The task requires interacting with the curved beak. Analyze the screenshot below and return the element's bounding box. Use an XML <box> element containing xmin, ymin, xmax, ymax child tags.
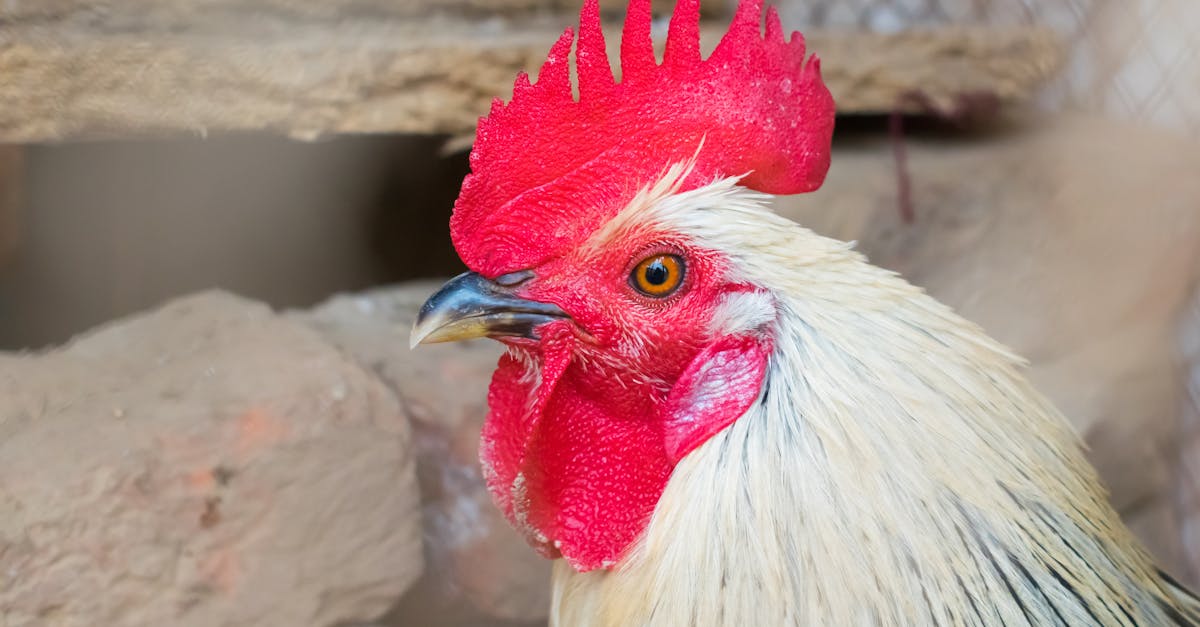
<box><xmin>410</xmin><ymin>272</ymin><xmax>569</xmax><ymax>348</ymax></box>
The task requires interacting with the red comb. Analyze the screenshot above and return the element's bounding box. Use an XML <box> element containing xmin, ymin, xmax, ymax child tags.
<box><xmin>451</xmin><ymin>0</ymin><xmax>835</xmax><ymax>277</ymax></box>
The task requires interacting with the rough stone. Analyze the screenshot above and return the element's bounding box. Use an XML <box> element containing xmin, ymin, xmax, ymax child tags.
<box><xmin>0</xmin><ymin>291</ymin><xmax>423</xmax><ymax>627</ymax></box>
<box><xmin>296</xmin><ymin>286</ymin><xmax>551</xmax><ymax>625</ymax></box>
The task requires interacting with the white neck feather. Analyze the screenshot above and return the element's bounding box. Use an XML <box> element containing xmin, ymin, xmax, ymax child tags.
<box><xmin>550</xmin><ymin>175</ymin><xmax>1191</xmax><ymax>626</ymax></box>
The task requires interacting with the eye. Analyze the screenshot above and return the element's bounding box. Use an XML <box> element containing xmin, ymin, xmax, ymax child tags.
<box><xmin>630</xmin><ymin>254</ymin><xmax>685</xmax><ymax>298</ymax></box>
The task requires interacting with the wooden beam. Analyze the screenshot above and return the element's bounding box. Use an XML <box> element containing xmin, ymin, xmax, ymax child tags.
<box><xmin>0</xmin><ymin>6</ymin><xmax>1062</xmax><ymax>142</ymax></box>
<box><xmin>5</xmin><ymin>0</ymin><xmax>729</xmax><ymax>23</ymax></box>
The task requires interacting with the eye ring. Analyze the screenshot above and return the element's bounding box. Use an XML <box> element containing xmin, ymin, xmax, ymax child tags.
<box><xmin>630</xmin><ymin>254</ymin><xmax>686</xmax><ymax>298</ymax></box>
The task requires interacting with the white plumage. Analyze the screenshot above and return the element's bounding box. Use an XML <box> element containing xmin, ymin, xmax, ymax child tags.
<box><xmin>550</xmin><ymin>166</ymin><xmax>1199</xmax><ymax>626</ymax></box>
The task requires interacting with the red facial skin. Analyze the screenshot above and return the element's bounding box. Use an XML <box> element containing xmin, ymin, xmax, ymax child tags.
<box><xmin>478</xmin><ymin>230</ymin><xmax>773</xmax><ymax>571</ymax></box>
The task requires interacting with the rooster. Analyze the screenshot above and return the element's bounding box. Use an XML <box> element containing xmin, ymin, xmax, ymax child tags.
<box><xmin>409</xmin><ymin>0</ymin><xmax>1200</xmax><ymax>623</ymax></box>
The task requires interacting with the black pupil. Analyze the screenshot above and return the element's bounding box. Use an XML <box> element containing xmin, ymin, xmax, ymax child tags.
<box><xmin>644</xmin><ymin>259</ymin><xmax>670</xmax><ymax>286</ymax></box>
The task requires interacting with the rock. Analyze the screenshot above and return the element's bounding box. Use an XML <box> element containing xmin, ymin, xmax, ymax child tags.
<box><xmin>0</xmin><ymin>291</ymin><xmax>422</xmax><ymax>627</ymax></box>
<box><xmin>296</xmin><ymin>285</ymin><xmax>551</xmax><ymax>626</ymax></box>
<box><xmin>776</xmin><ymin>114</ymin><xmax>1200</xmax><ymax>579</ymax></box>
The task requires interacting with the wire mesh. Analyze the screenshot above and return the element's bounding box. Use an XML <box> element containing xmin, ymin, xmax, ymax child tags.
<box><xmin>778</xmin><ymin>0</ymin><xmax>1200</xmax><ymax>137</ymax></box>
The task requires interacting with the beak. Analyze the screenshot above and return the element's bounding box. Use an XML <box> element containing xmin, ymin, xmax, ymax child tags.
<box><xmin>410</xmin><ymin>272</ymin><xmax>569</xmax><ymax>348</ymax></box>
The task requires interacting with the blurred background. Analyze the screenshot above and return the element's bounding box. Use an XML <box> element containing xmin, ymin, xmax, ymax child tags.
<box><xmin>0</xmin><ymin>0</ymin><xmax>1197</xmax><ymax>626</ymax></box>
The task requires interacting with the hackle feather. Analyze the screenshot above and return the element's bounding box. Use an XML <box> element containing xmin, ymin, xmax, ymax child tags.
<box><xmin>551</xmin><ymin>169</ymin><xmax>1200</xmax><ymax>626</ymax></box>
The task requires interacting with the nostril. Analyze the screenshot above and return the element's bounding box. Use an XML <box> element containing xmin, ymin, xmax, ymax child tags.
<box><xmin>495</xmin><ymin>270</ymin><xmax>535</xmax><ymax>287</ymax></box>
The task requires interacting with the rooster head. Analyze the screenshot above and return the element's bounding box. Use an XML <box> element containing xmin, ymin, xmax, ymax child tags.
<box><xmin>411</xmin><ymin>0</ymin><xmax>835</xmax><ymax>571</ymax></box>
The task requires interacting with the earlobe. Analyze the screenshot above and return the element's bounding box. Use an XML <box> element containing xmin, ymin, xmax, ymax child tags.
<box><xmin>661</xmin><ymin>333</ymin><xmax>772</xmax><ymax>464</ymax></box>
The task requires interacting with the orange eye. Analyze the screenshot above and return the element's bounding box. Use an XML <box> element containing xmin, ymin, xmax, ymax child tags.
<box><xmin>630</xmin><ymin>254</ymin><xmax>685</xmax><ymax>298</ymax></box>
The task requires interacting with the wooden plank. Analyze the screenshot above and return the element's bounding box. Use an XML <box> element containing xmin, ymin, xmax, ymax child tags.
<box><xmin>0</xmin><ymin>9</ymin><xmax>1063</xmax><ymax>142</ymax></box>
<box><xmin>3</xmin><ymin>0</ymin><xmax>729</xmax><ymax>24</ymax></box>
<box><xmin>817</xmin><ymin>27</ymin><xmax>1064</xmax><ymax>116</ymax></box>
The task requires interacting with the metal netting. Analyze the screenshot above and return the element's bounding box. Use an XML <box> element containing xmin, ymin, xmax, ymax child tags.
<box><xmin>777</xmin><ymin>0</ymin><xmax>1200</xmax><ymax>137</ymax></box>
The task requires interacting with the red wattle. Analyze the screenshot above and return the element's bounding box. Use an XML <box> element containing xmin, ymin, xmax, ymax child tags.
<box><xmin>479</xmin><ymin>323</ymin><xmax>574</xmax><ymax>554</ymax></box>
<box><xmin>480</xmin><ymin>320</ymin><xmax>771</xmax><ymax>571</ymax></box>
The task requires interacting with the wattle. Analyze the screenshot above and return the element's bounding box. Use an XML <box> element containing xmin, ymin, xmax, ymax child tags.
<box><xmin>479</xmin><ymin>319</ymin><xmax>771</xmax><ymax>571</ymax></box>
<box><xmin>479</xmin><ymin>325</ymin><xmax>673</xmax><ymax>571</ymax></box>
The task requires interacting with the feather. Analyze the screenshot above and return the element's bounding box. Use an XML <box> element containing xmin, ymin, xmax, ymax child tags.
<box><xmin>550</xmin><ymin>172</ymin><xmax>1200</xmax><ymax>627</ymax></box>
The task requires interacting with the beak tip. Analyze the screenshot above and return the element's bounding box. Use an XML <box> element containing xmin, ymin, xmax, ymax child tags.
<box><xmin>408</xmin><ymin>323</ymin><xmax>428</xmax><ymax>350</ymax></box>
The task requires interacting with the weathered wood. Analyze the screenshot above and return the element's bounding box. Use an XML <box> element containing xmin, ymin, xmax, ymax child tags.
<box><xmin>1</xmin><ymin>0</ymin><xmax>728</xmax><ymax>22</ymax></box>
<box><xmin>0</xmin><ymin>6</ymin><xmax>1063</xmax><ymax>142</ymax></box>
<box><xmin>815</xmin><ymin>27</ymin><xmax>1063</xmax><ymax>116</ymax></box>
